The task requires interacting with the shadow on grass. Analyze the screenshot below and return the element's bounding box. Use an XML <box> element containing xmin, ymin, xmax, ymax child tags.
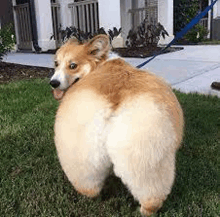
<box><xmin>100</xmin><ymin>175</ymin><xmax>139</xmax><ymax>210</ymax></box>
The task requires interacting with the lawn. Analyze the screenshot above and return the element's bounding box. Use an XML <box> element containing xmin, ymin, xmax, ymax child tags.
<box><xmin>0</xmin><ymin>78</ymin><xmax>219</xmax><ymax>217</ymax></box>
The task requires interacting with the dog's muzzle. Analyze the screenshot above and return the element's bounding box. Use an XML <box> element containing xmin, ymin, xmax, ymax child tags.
<box><xmin>50</xmin><ymin>79</ymin><xmax>64</xmax><ymax>100</ymax></box>
<box><xmin>50</xmin><ymin>77</ymin><xmax>80</xmax><ymax>100</ymax></box>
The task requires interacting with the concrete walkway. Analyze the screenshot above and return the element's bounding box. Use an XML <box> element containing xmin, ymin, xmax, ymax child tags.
<box><xmin>3</xmin><ymin>45</ymin><xmax>220</xmax><ymax>97</ymax></box>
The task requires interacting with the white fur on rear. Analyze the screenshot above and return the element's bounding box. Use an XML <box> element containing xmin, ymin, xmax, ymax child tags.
<box><xmin>106</xmin><ymin>95</ymin><xmax>176</xmax><ymax>202</ymax></box>
<box><xmin>55</xmin><ymin>90</ymin><xmax>177</xmax><ymax>202</ymax></box>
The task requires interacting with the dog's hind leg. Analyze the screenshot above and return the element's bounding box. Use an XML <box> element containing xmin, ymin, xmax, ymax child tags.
<box><xmin>55</xmin><ymin>91</ymin><xmax>113</xmax><ymax>198</ymax></box>
<box><xmin>56</xmin><ymin>124</ymin><xmax>112</xmax><ymax>198</ymax></box>
<box><xmin>107</xmin><ymin>131</ymin><xmax>176</xmax><ymax>216</ymax></box>
<box><xmin>71</xmin><ymin>154</ymin><xmax>112</xmax><ymax>198</ymax></box>
<box><xmin>106</xmin><ymin>99</ymin><xmax>178</xmax><ymax>216</ymax></box>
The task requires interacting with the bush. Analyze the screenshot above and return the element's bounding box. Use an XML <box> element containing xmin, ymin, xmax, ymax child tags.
<box><xmin>174</xmin><ymin>0</ymin><xmax>208</xmax><ymax>43</ymax></box>
<box><xmin>125</xmin><ymin>19</ymin><xmax>169</xmax><ymax>48</ymax></box>
<box><xmin>184</xmin><ymin>24</ymin><xmax>208</xmax><ymax>43</ymax></box>
<box><xmin>174</xmin><ymin>0</ymin><xmax>200</xmax><ymax>34</ymax></box>
<box><xmin>0</xmin><ymin>23</ymin><xmax>16</xmax><ymax>61</ymax></box>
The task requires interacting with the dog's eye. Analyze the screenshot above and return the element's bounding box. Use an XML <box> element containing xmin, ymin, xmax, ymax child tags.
<box><xmin>70</xmin><ymin>63</ymin><xmax>77</xmax><ymax>69</ymax></box>
<box><xmin>54</xmin><ymin>61</ymin><xmax>58</xmax><ymax>67</ymax></box>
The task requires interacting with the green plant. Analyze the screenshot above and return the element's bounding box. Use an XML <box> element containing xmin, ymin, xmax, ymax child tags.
<box><xmin>174</xmin><ymin>0</ymin><xmax>200</xmax><ymax>34</ymax></box>
<box><xmin>126</xmin><ymin>19</ymin><xmax>169</xmax><ymax>48</ymax></box>
<box><xmin>184</xmin><ymin>23</ymin><xmax>209</xmax><ymax>43</ymax></box>
<box><xmin>174</xmin><ymin>0</ymin><xmax>209</xmax><ymax>43</ymax></box>
<box><xmin>0</xmin><ymin>23</ymin><xmax>16</xmax><ymax>61</ymax></box>
<box><xmin>50</xmin><ymin>26</ymin><xmax>121</xmax><ymax>44</ymax></box>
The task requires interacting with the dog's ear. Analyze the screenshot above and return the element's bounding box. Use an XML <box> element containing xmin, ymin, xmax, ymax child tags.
<box><xmin>86</xmin><ymin>34</ymin><xmax>110</xmax><ymax>59</ymax></box>
<box><xmin>64</xmin><ymin>36</ymin><xmax>79</xmax><ymax>45</ymax></box>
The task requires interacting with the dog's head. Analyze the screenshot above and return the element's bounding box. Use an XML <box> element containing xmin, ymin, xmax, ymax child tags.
<box><xmin>50</xmin><ymin>34</ymin><xmax>110</xmax><ymax>100</ymax></box>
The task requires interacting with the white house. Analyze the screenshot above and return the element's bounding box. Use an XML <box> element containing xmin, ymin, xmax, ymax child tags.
<box><xmin>12</xmin><ymin>0</ymin><xmax>220</xmax><ymax>52</ymax></box>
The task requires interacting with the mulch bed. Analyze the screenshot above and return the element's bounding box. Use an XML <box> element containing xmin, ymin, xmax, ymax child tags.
<box><xmin>211</xmin><ymin>82</ymin><xmax>220</xmax><ymax>91</ymax></box>
<box><xmin>1</xmin><ymin>46</ymin><xmax>218</xmax><ymax>90</ymax></box>
<box><xmin>0</xmin><ymin>46</ymin><xmax>185</xmax><ymax>84</ymax></box>
<box><xmin>0</xmin><ymin>59</ymin><xmax>219</xmax><ymax>90</ymax></box>
<box><xmin>113</xmin><ymin>46</ymin><xmax>184</xmax><ymax>58</ymax></box>
<box><xmin>0</xmin><ymin>62</ymin><xmax>53</xmax><ymax>84</ymax></box>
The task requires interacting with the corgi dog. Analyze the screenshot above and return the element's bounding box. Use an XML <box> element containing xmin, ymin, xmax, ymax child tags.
<box><xmin>50</xmin><ymin>35</ymin><xmax>184</xmax><ymax>216</ymax></box>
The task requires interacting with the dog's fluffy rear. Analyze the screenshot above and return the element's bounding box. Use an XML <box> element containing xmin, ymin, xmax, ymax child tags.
<box><xmin>52</xmin><ymin>35</ymin><xmax>184</xmax><ymax>216</ymax></box>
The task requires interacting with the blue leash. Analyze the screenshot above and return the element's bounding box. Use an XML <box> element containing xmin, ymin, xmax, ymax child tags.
<box><xmin>136</xmin><ymin>0</ymin><xmax>219</xmax><ymax>69</ymax></box>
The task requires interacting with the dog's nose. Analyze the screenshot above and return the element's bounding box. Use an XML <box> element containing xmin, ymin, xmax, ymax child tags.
<box><xmin>50</xmin><ymin>79</ymin><xmax>60</xmax><ymax>88</ymax></box>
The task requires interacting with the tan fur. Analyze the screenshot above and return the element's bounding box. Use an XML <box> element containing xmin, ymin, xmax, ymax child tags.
<box><xmin>140</xmin><ymin>197</ymin><xmax>165</xmax><ymax>216</ymax></box>
<box><xmin>51</xmin><ymin>35</ymin><xmax>184</xmax><ymax>216</ymax></box>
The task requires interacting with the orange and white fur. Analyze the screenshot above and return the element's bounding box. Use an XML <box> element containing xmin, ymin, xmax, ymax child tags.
<box><xmin>50</xmin><ymin>35</ymin><xmax>184</xmax><ymax>216</ymax></box>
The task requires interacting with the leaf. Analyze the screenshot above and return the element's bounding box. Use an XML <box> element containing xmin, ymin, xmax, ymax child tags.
<box><xmin>108</xmin><ymin>29</ymin><xmax>114</xmax><ymax>40</ymax></box>
<box><xmin>50</xmin><ymin>35</ymin><xmax>54</xmax><ymax>40</ymax></box>
<box><xmin>113</xmin><ymin>27</ymin><xmax>118</xmax><ymax>36</ymax></box>
<box><xmin>97</xmin><ymin>27</ymin><xmax>107</xmax><ymax>35</ymax></box>
<box><xmin>164</xmin><ymin>29</ymin><xmax>169</xmax><ymax>37</ymax></box>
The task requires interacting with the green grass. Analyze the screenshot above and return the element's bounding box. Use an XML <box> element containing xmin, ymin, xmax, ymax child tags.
<box><xmin>0</xmin><ymin>79</ymin><xmax>219</xmax><ymax>217</ymax></box>
<box><xmin>198</xmin><ymin>40</ymin><xmax>220</xmax><ymax>45</ymax></box>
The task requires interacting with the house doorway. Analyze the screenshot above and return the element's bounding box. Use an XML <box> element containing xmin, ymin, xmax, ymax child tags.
<box><xmin>145</xmin><ymin>0</ymin><xmax>158</xmax><ymax>25</ymax></box>
<box><xmin>129</xmin><ymin>0</ymin><xmax>158</xmax><ymax>30</ymax></box>
<box><xmin>69</xmin><ymin>0</ymin><xmax>99</xmax><ymax>34</ymax></box>
<box><xmin>51</xmin><ymin>0</ymin><xmax>62</xmax><ymax>47</ymax></box>
<box><xmin>13</xmin><ymin>0</ymin><xmax>32</xmax><ymax>50</ymax></box>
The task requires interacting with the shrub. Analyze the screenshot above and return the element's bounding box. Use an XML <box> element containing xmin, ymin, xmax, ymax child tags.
<box><xmin>125</xmin><ymin>19</ymin><xmax>169</xmax><ymax>48</ymax></box>
<box><xmin>174</xmin><ymin>0</ymin><xmax>200</xmax><ymax>34</ymax></box>
<box><xmin>174</xmin><ymin>0</ymin><xmax>208</xmax><ymax>42</ymax></box>
<box><xmin>184</xmin><ymin>24</ymin><xmax>209</xmax><ymax>43</ymax></box>
<box><xmin>0</xmin><ymin>23</ymin><xmax>16</xmax><ymax>61</ymax></box>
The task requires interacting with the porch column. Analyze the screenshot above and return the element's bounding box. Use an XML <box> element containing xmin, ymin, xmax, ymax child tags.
<box><xmin>137</xmin><ymin>0</ymin><xmax>145</xmax><ymax>8</ymax></box>
<box><xmin>211</xmin><ymin>0</ymin><xmax>220</xmax><ymax>40</ymax></box>
<box><xmin>98</xmin><ymin>0</ymin><xmax>124</xmax><ymax>47</ymax></box>
<box><xmin>213</xmin><ymin>0</ymin><xmax>220</xmax><ymax>18</ymax></box>
<box><xmin>34</xmin><ymin>0</ymin><xmax>56</xmax><ymax>51</ymax></box>
<box><xmin>11</xmin><ymin>0</ymin><xmax>19</xmax><ymax>51</ymax></box>
<box><xmin>99</xmin><ymin>0</ymin><xmax>121</xmax><ymax>30</ymax></box>
<box><xmin>120</xmin><ymin>0</ymin><xmax>132</xmax><ymax>42</ymax></box>
<box><xmin>59</xmin><ymin>0</ymin><xmax>72</xmax><ymax>28</ymax></box>
<box><xmin>208</xmin><ymin>0</ymin><xmax>220</xmax><ymax>26</ymax></box>
<box><xmin>158</xmin><ymin>0</ymin><xmax>174</xmax><ymax>44</ymax></box>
